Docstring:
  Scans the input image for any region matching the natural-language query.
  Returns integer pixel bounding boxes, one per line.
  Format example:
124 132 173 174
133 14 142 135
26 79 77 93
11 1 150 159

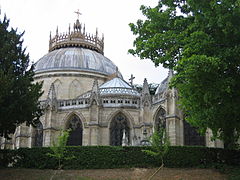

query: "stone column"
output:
15 124 30 148
89 124 100 145
83 126 90 146
166 87 184 146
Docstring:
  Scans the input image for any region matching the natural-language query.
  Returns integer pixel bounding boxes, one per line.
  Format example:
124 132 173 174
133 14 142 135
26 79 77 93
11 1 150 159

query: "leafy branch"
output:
143 126 170 180
47 129 75 169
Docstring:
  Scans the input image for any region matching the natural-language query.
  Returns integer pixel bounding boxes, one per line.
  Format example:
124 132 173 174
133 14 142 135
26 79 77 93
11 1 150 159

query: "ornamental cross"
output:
129 74 135 86
74 9 82 19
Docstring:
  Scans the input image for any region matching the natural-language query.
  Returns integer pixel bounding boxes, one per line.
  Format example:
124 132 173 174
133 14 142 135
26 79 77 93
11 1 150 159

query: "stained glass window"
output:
34 122 43 147
110 113 130 146
155 108 166 131
67 115 83 146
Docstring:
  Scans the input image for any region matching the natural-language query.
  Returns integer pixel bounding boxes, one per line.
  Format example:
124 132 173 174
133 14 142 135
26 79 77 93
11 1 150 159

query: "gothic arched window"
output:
155 108 166 131
53 79 62 99
69 79 81 99
67 115 83 146
184 120 205 146
34 122 43 147
110 113 130 146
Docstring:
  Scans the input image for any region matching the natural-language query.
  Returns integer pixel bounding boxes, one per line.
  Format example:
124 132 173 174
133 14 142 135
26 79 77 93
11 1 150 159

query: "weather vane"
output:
74 9 82 19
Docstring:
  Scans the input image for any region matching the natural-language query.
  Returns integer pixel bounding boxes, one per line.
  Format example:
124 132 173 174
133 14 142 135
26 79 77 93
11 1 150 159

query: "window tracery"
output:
34 122 43 147
67 115 83 146
110 113 130 146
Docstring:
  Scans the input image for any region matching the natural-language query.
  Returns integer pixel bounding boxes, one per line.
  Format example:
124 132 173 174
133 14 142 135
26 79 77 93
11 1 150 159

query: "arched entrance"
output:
154 108 166 131
34 121 43 147
67 115 83 146
110 113 130 146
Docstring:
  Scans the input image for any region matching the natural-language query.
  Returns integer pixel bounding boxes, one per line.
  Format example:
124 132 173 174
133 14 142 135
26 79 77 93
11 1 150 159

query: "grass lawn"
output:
0 167 228 180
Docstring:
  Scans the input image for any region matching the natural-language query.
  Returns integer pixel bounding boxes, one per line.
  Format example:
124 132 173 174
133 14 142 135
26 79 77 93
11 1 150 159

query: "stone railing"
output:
57 96 140 109
101 97 139 108
58 98 90 109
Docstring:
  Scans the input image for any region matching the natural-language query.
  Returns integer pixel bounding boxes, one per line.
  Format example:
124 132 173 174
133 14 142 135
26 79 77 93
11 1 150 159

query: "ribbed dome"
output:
100 77 131 88
34 47 120 76
99 77 140 97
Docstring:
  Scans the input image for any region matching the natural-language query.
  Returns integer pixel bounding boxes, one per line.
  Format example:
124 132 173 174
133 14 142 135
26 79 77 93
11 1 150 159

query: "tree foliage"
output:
47 130 74 169
129 0 240 149
143 127 169 179
0 15 43 138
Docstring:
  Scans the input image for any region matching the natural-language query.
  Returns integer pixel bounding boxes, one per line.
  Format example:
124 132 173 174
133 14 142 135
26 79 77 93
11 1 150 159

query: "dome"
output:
155 77 168 95
99 77 140 97
100 77 131 89
34 47 121 76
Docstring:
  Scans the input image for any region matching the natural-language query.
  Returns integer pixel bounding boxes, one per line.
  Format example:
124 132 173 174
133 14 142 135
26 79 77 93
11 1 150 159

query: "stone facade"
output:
0 17 224 149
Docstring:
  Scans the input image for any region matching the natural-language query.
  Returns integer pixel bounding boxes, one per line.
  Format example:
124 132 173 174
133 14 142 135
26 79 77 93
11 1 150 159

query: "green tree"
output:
0 15 43 138
47 130 74 169
143 127 169 180
129 0 240 149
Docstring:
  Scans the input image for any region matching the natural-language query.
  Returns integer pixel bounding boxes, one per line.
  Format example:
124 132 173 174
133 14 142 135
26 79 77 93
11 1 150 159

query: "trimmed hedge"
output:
0 146 239 169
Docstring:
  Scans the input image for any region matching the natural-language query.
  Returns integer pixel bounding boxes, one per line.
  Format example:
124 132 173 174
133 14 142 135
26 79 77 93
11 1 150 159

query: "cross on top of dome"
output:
74 9 82 19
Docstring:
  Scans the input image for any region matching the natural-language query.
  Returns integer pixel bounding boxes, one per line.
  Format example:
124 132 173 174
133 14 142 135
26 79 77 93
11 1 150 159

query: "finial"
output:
102 33 104 41
83 24 85 34
142 78 150 95
74 9 82 20
56 26 58 35
68 23 71 34
96 28 98 37
49 31 52 40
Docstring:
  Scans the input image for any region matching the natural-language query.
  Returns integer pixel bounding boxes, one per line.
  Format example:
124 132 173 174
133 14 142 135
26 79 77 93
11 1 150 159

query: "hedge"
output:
0 146 239 169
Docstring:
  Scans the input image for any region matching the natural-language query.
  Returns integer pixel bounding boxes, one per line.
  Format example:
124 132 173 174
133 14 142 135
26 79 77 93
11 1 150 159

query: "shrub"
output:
0 146 239 169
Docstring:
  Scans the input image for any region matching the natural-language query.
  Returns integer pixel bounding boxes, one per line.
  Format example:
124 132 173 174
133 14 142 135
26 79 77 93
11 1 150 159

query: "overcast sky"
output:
0 0 168 85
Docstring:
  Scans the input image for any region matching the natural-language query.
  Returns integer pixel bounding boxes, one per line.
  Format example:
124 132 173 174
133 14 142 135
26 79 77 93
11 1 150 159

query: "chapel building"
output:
0 17 223 149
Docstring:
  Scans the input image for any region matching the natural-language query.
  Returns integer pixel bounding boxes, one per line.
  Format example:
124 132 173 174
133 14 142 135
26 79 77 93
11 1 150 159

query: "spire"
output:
92 78 99 93
49 31 51 40
142 78 150 95
68 23 71 34
46 83 57 110
56 26 58 35
90 79 100 106
141 78 151 107
95 28 98 37
102 33 104 41
47 83 57 101
83 24 85 34
167 69 174 83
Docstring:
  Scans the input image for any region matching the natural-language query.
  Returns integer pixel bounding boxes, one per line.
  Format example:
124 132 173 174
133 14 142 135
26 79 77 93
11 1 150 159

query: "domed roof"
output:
34 47 120 76
99 77 140 97
100 77 131 89
155 77 168 95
